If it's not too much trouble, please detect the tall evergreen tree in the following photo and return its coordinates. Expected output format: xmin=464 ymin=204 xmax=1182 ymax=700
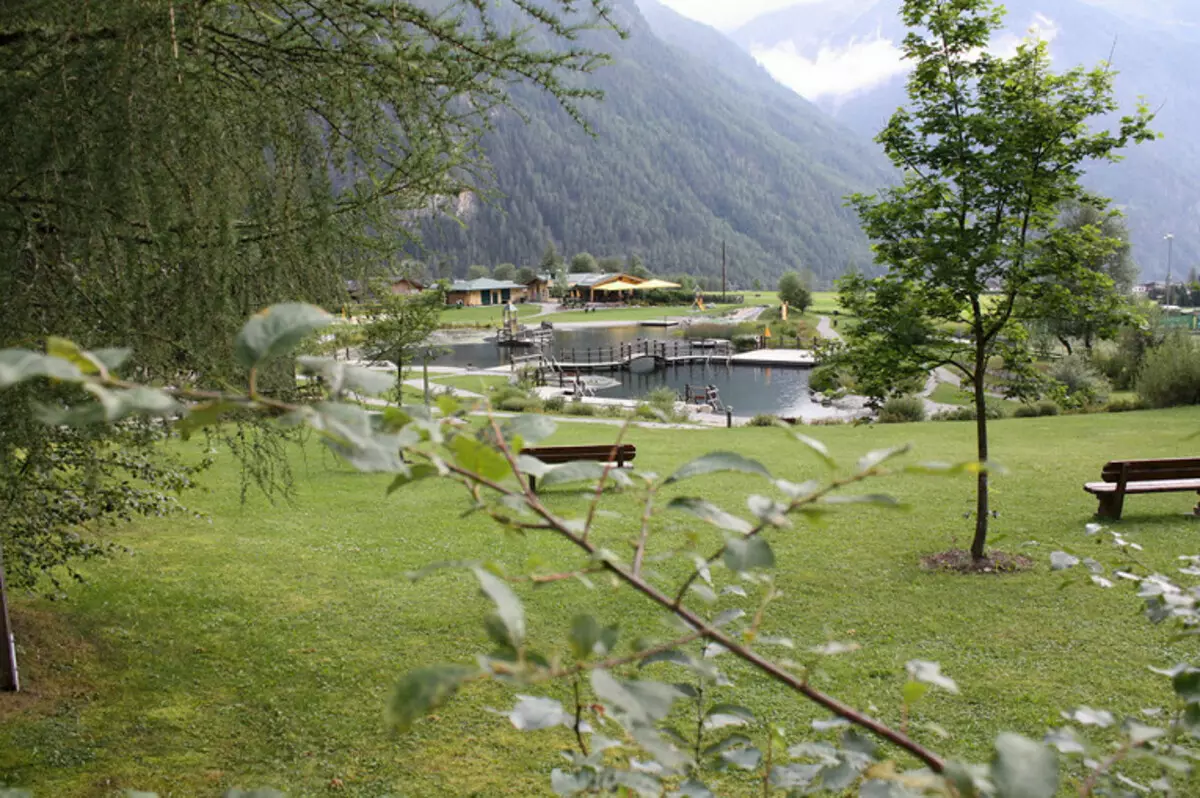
xmin=0 ymin=0 xmax=618 ymax=598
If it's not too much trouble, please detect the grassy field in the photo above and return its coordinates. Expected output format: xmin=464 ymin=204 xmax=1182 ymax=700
xmin=539 ymin=304 xmax=739 ymax=323
xmin=439 ymin=304 xmax=541 ymax=326
xmin=5 ymin=409 xmax=1200 ymax=795
xmin=429 ymin=374 xmax=511 ymax=393
xmin=928 ymin=381 xmax=1022 ymax=409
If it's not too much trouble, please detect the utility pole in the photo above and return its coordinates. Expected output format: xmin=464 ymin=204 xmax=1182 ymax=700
xmin=721 ymin=240 xmax=727 ymax=303
xmin=1164 ymin=233 xmax=1175 ymax=307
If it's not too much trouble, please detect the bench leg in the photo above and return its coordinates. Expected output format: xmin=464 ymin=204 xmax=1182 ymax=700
xmin=1095 ymin=492 xmax=1124 ymax=521
xmin=528 ymin=475 xmax=537 ymax=494
xmin=1194 ymin=492 xmax=1200 ymax=517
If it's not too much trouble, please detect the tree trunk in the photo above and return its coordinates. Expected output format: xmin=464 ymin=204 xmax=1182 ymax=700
xmin=1058 ymin=336 xmax=1073 ymax=356
xmin=970 ymin=368 xmax=990 ymax=561
xmin=0 ymin=543 xmax=19 ymax=692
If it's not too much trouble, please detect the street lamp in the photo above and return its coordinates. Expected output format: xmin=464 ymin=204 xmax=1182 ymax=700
xmin=1165 ymin=233 xmax=1175 ymax=307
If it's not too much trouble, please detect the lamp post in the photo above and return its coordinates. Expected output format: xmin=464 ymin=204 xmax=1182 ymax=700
xmin=1165 ymin=233 xmax=1175 ymax=307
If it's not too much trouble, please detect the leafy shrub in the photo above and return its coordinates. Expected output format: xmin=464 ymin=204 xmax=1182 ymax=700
xmin=809 ymin=364 xmax=842 ymax=395
xmin=497 ymin=395 xmax=541 ymax=413
xmin=932 ymin=403 xmax=1006 ymax=422
xmin=543 ymin=395 xmax=565 ymax=413
xmin=1104 ymin=397 xmax=1143 ymax=413
xmin=1048 ymin=354 xmax=1110 ymax=408
xmin=1014 ymin=400 xmax=1059 ymax=418
xmin=747 ymin=413 xmax=781 ymax=426
xmin=878 ymin=395 xmax=926 ymax=423
xmin=563 ymin=401 xmax=596 ymax=416
xmin=1136 ymin=333 xmax=1200 ymax=408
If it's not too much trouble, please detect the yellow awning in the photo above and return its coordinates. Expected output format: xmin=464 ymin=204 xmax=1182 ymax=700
xmin=593 ymin=280 xmax=640 ymax=291
xmin=632 ymin=279 xmax=682 ymax=290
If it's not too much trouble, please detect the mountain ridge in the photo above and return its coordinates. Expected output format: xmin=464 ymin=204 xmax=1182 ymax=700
xmin=416 ymin=0 xmax=893 ymax=286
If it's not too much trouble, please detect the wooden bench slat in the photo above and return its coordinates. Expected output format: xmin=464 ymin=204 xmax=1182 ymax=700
xmin=519 ymin=445 xmax=637 ymax=492
xmin=1086 ymin=479 xmax=1200 ymax=495
xmin=1101 ymin=458 xmax=1200 ymax=481
xmin=1087 ymin=457 xmax=1200 ymax=520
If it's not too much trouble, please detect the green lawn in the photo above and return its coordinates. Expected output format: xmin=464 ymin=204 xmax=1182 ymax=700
xmin=6 ymin=409 xmax=1200 ymax=795
xmin=540 ymin=304 xmax=740 ymax=323
xmin=928 ymin=381 xmax=1022 ymax=409
xmin=429 ymin=374 xmax=511 ymax=393
xmin=439 ymin=303 xmax=541 ymax=326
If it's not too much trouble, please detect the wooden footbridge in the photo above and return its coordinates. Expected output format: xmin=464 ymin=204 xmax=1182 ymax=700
xmin=512 ymin=338 xmax=734 ymax=374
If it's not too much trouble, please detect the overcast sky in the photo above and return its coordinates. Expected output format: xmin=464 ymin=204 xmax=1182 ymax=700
xmin=656 ymin=0 xmax=822 ymax=31
xmin=658 ymin=0 xmax=1064 ymax=101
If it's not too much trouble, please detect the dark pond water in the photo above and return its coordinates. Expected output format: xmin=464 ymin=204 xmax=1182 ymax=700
xmin=431 ymin=325 xmax=817 ymax=417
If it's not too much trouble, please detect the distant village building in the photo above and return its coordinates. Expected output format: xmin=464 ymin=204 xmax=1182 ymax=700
xmin=446 ymin=278 xmax=527 ymax=306
xmin=523 ymin=274 xmax=552 ymax=302
xmin=344 ymin=275 xmax=425 ymax=301
xmin=565 ymin=273 xmax=648 ymax=302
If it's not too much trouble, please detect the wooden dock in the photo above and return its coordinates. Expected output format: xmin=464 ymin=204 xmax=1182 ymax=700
xmin=511 ymin=339 xmax=736 ymax=374
xmin=729 ymin=349 xmax=816 ymax=367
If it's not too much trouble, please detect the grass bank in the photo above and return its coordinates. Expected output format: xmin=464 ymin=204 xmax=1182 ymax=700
xmin=5 ymin=409 xmax=1200 ymax=795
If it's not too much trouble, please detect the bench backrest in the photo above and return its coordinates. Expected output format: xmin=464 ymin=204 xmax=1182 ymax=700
xmin=1102 ymin=458 xmax=1200 ymax=483
xmin=521 ymin=444 xmax=637 ymax=465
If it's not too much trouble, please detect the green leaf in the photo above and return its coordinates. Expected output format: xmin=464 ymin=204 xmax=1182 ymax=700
xmin=590 ymin=670 xmax=683 ymax=725
xmin=668 ymin=497 xmax=752 ymax=534
xmin=91 ymin=348 xmax=132 ymax=373
xmin=792 ymin=433 xmax=836 ymax=469
xmin=668 ymin=778 xmax=716 ymax=798
xmin=451 ymin=436 xmax=512 ymax=482
xmin=296 ymin=356 xmax=393 ymax=396
xmin=388 ymin=665 xmax=475 ymax=732
xmin=902 ymin=680 xmax=930 ymax=705
xmin=857 ymin=444 xmax=911 ymax=473
xmin=473 ymin=567 xmax=525 ymax=648
xmin=666 ymin=451 xmax=772 ymax=484
xmin=703 ymin=703 xmax=755 ymax=729
xmin=234 ymin=303 xmax=332 ymax=369
xmin=720 ymin=745 xmax=762 ymax=770
xmin=569 ymin=614 xmax=601 ymax=659
xmin=724 ymin=537 xmax=774 ymax=573
xmin=509 ymin=695 xmax=571 ymax=731
xmin=0 ymin=349 xmax=83 ymax=387
xmin=46 ymin=336 xmax=99 ymax=374
xmin=506 ymin=414 xmax=557 ymax=446
xmin=1173 ymin=668 xmax=1200 ymax=702
xmin=905 ymin=660 xmax=958 ymax=693
xmin=991 ymin=733 xmax=1058 ymax=798
xmin=820 ymin=493 xmax=902 ymax=508
xmin=436 ymin=392 xmax=462 ymax=417
xmin=177 ymin=400 xmax=241 ymax=440
xmin=539 ymin=460 xmax=606 ymax=489
xmin=388 ymin=464 xmax=439 ymax=495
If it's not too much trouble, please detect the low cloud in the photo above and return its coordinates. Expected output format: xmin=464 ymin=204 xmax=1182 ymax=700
xmin=749 ymin=34 xmax=908 ymax=102
xmin=748 ymin=13 xmax=1060 ymax=102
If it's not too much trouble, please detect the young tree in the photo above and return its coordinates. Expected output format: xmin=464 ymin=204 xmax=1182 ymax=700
xmin=360 ymin=287 xmax=446 ymax=395
xmin=597 ymin=256 xmax=624 ymax=273
xmin=627 ymin=253 xmax=650 ymax=278
xmin=753 ymin=278 xmax=764 ymax=291
xmin=1032 ymin=202 xmax=1138 ymax=355
xmin=438 ymin=258 xmax=457 ymax=282
xmin=838 ymin=0 xmax=1154 ymax=560
xmin=778 ymin=271 xmax=812 ymax=312
xmin=492 ymin=263 xmax=517 ymax=282
xmin=466 ymin=264 xmax=491 ymax=280
xmin=539 ymin=242 xmax=564 ymax=273
xmin=570 ymin=252 xmax=599 ymax=273
xmin=514 ymin=266 xmax=537 ymax=285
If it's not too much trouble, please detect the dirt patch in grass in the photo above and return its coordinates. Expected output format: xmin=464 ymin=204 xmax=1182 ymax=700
xmin=0 ymin=605 xmax=97 ymax=721
xmin=920 ymin=549 xmax=1034 ymax=574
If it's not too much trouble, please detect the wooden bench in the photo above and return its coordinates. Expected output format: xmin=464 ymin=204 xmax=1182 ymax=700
xmin=1084 ymin=458 xmax=1200 ymax=520
xmin=520 ymin=444 xmax=636 ymax=493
